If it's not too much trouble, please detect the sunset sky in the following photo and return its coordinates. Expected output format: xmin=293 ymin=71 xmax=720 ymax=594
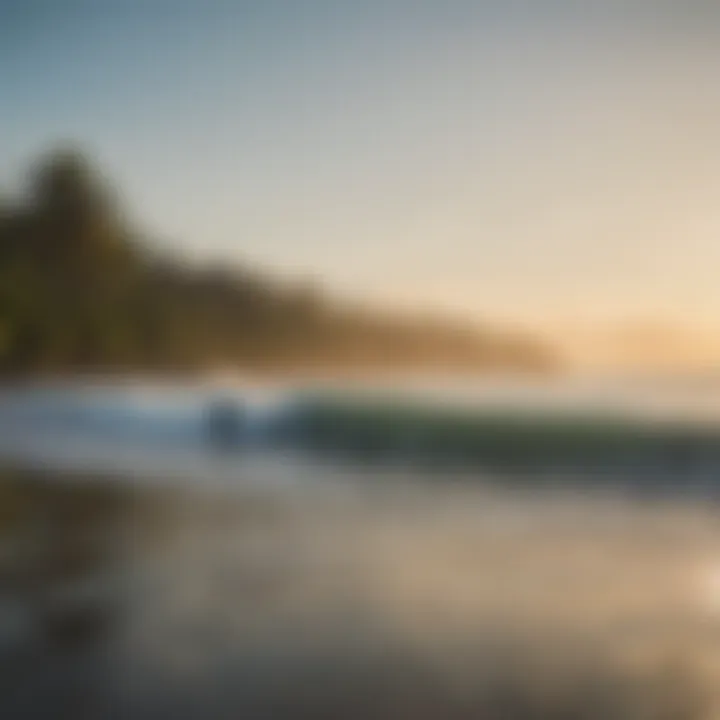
xmin=3 ymin=1 xmax=720 ymax=366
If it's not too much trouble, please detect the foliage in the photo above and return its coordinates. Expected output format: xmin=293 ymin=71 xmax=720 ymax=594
xmin=0 ymin=149 xmax=555 ymax=377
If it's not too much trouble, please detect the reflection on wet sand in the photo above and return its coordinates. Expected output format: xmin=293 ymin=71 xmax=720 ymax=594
xmin=0 ymin=476 xmax=127 ymax=718
xmin=0 ymin=470 xmax=719 ymax=718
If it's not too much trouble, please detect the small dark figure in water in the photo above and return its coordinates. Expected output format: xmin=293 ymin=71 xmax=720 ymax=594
xmin=206 ymin=399 xmax=245 ymax=450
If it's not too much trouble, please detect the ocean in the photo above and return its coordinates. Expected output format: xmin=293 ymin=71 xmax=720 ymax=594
xmin=1 ymin=374 xmax=720 ymax=718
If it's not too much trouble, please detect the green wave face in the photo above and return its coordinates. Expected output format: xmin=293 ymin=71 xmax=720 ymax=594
xmin=284 ymin=392 xmax=719 ymax=478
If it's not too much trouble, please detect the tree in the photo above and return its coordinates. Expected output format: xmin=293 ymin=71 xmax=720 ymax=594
xmin=0 ymin=148 xmax=555 ymax=377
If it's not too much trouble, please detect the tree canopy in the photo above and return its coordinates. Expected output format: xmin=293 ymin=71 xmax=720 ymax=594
xmin=0 ymin=149 xmax=555 ymax=378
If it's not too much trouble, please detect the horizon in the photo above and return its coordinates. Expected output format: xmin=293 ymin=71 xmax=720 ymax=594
xmin=3 ymin=2 xmax=720 ymax=370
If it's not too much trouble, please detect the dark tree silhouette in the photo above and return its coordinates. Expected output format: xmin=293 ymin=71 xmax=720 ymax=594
xmin=0 ymin=149 xmax=555 ymax=378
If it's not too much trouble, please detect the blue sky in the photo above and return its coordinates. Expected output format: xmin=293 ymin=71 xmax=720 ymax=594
xmin=3 ymin=1 xmax=720 ymax=349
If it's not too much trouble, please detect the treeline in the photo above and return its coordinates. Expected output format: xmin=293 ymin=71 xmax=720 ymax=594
xmin=0 ymin=149 xmax=554 ymax=377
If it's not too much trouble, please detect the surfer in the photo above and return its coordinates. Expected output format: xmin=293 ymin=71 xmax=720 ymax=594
xmin=205 ymin=398 xmax=245 ymax=450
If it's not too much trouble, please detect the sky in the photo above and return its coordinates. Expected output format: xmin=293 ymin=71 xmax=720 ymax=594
xmin=3 ymin=1 xmax=720 ymax=366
